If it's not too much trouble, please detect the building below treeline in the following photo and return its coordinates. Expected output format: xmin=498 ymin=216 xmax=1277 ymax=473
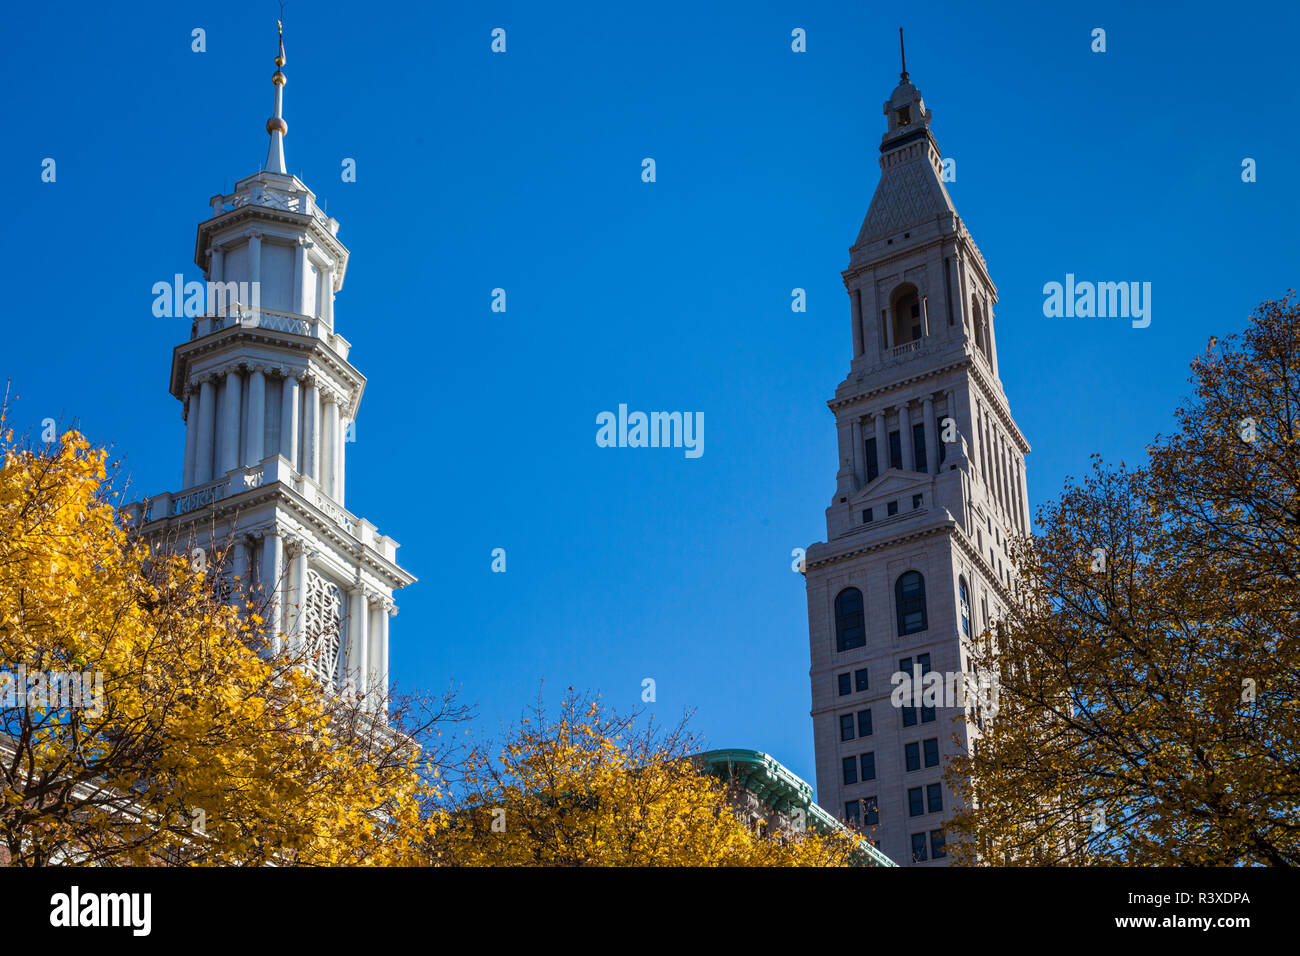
xmin=699 ymin=749 xmax=896 ymax=866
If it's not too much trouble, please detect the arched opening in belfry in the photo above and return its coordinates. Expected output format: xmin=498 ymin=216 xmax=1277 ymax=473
xmin=970 ymin=295 xmax=989 ymax=356
xmin=891 ymin=285 xmax=923 ymax=346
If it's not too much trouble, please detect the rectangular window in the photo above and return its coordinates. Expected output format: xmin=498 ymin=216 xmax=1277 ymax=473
xmin=862 ymin=507 xmax=873 ymax=523
xmin=938 ymin=416 xmax=948 ymax=464
xmin=912 ymin=493 xmax=923 ymax=510
xmin=840 ymin=714 xmax=855 ymax=742
xmin=857 ymin=709 xmax=873 ymax=737
xmin=917 ymin=654 xmax=931 ymax=674
xmin=923 ymin=737 xmax=939 ymax=767
xmin=902 ymin=706 xmax=918 ymax=728
xmin=863 ymin=796 xmax=879 ymax=826
xmin=854 ymin=668 xmax=869 ymax=691
xmin=908 ymin=787 xmax=924 ymax=817
xmin=844 ymin=800 xmax=860 ymax=825
xmin=905 ymin=741 xmax=920 ymax=772
xmin=921 ymin=705 xmax=936 ymax=724
xmin=889 ymin=430 xmax=902 ymax=470
xmin=927 ymin=783 xmax=943 ymax=813
xmin=860 ymin=752 xmax=876 ymax=781
xmin=865 ymin=437 xmax=879 ymax=483
xmin=912 ymin=423 xmax=927 ymax=473
xmin=912 ymin=832 xmax=929 ymax=862
xmin=838 ymin=673 xmax=852 ymax=696
xmin=887 ymin=500 xmax=899 ymax=516
xmin=842 ymin=756 xmax=858 ymax=786
xmin=930 ymin=829 xmax=947 ymax=859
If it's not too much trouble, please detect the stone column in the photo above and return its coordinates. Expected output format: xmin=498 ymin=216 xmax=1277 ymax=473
xmin=348 ymin=588 xmax=369 ymax=699
xmin=260 ymin=532 xmax=284 ymax=653
xmin=322 ymin=395 xmax=340 ymax=498
xmin=219 ymin=368 xmax=243 ymax=475
xmin=290 ymin=544 xmax=309 ymax=656
xmin=323 ymin=267 xmax=335 ymax=326
xmin=922 ymin=396 xmax=937 ymax=474
xmin=850 ymin=289 xmax=863 ymax=358
xmin=337 ymin=414 xmax=348 ymax=507
xmin=246 ymin=368 xmax=266 ymax=465
xmin=248 ymin=233 xmax=262 ymax=316
xmin=280 ymin=373 xmax=300 ymax=469
xmin=293 ymin=240 xmax=308 ymax=314
xmin=303 ymin=380 xmax=321 ymax=482
xmin=899 ymin=403 xmax=914 ymax=472
xmin=874 ymin=411 xmax=888 ymax=476
xmin=182 ymin=389 xmax=199 ymax=488
xmin=196 ymin=377 xmax=217 ymax=484
xmin=374 ymin=600 xmax=391 ymax=716
xmin=231 ymin=536 xmax=249 ymax=603
xmin=1019 ymin=459 xmax=1031 ymax=531
xmin=209 ymin=245 xmax=224 ymax=285
xmin=986 ymin=298 xmax=1000 ymax=378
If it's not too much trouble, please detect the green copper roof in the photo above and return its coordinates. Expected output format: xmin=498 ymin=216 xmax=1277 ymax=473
xmin=698 ymin=748 xmax=897 ymax=867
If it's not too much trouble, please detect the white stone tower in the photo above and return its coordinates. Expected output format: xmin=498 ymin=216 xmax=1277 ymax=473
xmin=124 ymin=23 xmax=413 ymax=716
xmin=803 ymin=38 xmax=1030 ymax=865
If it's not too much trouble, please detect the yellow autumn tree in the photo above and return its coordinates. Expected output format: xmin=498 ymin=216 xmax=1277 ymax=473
xmin=0 ymin=424 xmax=457 ymax=865
xmin=429 ymin=692 xmax=861 ymax=866
xmin=946 ymin=294 xmax=1300 ymax=866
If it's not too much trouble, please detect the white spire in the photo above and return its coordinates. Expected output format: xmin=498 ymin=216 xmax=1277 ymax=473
xmin=264 ymin=20 xmax=288 ymax=174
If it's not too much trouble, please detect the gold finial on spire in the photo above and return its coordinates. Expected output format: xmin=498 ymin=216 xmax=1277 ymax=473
xmin=273 ymin=20 xmax=286 ymax=85
xmin=265 ymin=15 xmax=289 ymax=172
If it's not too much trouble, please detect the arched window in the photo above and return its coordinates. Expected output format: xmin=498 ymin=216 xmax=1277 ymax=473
xmin=895 ymin=571 xmax=928 ymax=635
xmin=970 ymin=296 xmax=988 ymax=356
xmin=891 ymin=284 xmax=923 ymax=346
xmin=835 ymin=588 xmax=866 ymax=652
xmin=958 ymin=577 xmax=971 ymax=637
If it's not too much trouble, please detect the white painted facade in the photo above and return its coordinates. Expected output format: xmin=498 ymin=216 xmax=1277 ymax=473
xmin=123 ymin=31 xmax=412 ymax=717
xmin=804 ymin=65 xmax=1030 ymax=865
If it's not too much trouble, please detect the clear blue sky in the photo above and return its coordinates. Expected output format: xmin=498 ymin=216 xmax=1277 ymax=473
xmin=1 ymin=0 xmax=1295 ymax=789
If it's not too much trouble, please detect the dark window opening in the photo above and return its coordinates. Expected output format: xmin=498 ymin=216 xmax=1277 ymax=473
xmin=912 ymin=423 xmax=927 ymax=473
xmin=835 ymin=588 xmax=866 ymax=652
xmin=905 ymin=742 xmax=920 ymax=772
xmin=896 ymin=571 xmax=928 ymax=635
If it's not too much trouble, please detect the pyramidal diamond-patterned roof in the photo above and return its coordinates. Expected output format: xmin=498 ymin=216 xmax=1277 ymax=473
xmin=854 ymin=150 xmax=957 ymax=247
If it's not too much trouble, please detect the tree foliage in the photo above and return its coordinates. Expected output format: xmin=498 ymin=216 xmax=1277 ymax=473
xmin=0 ymin=425 xmax=456 ymax=865
xmin=430 ymin=692 xmax=859 ymax=866
xmin=948 ymin=295 xmax=1300 ymax=866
